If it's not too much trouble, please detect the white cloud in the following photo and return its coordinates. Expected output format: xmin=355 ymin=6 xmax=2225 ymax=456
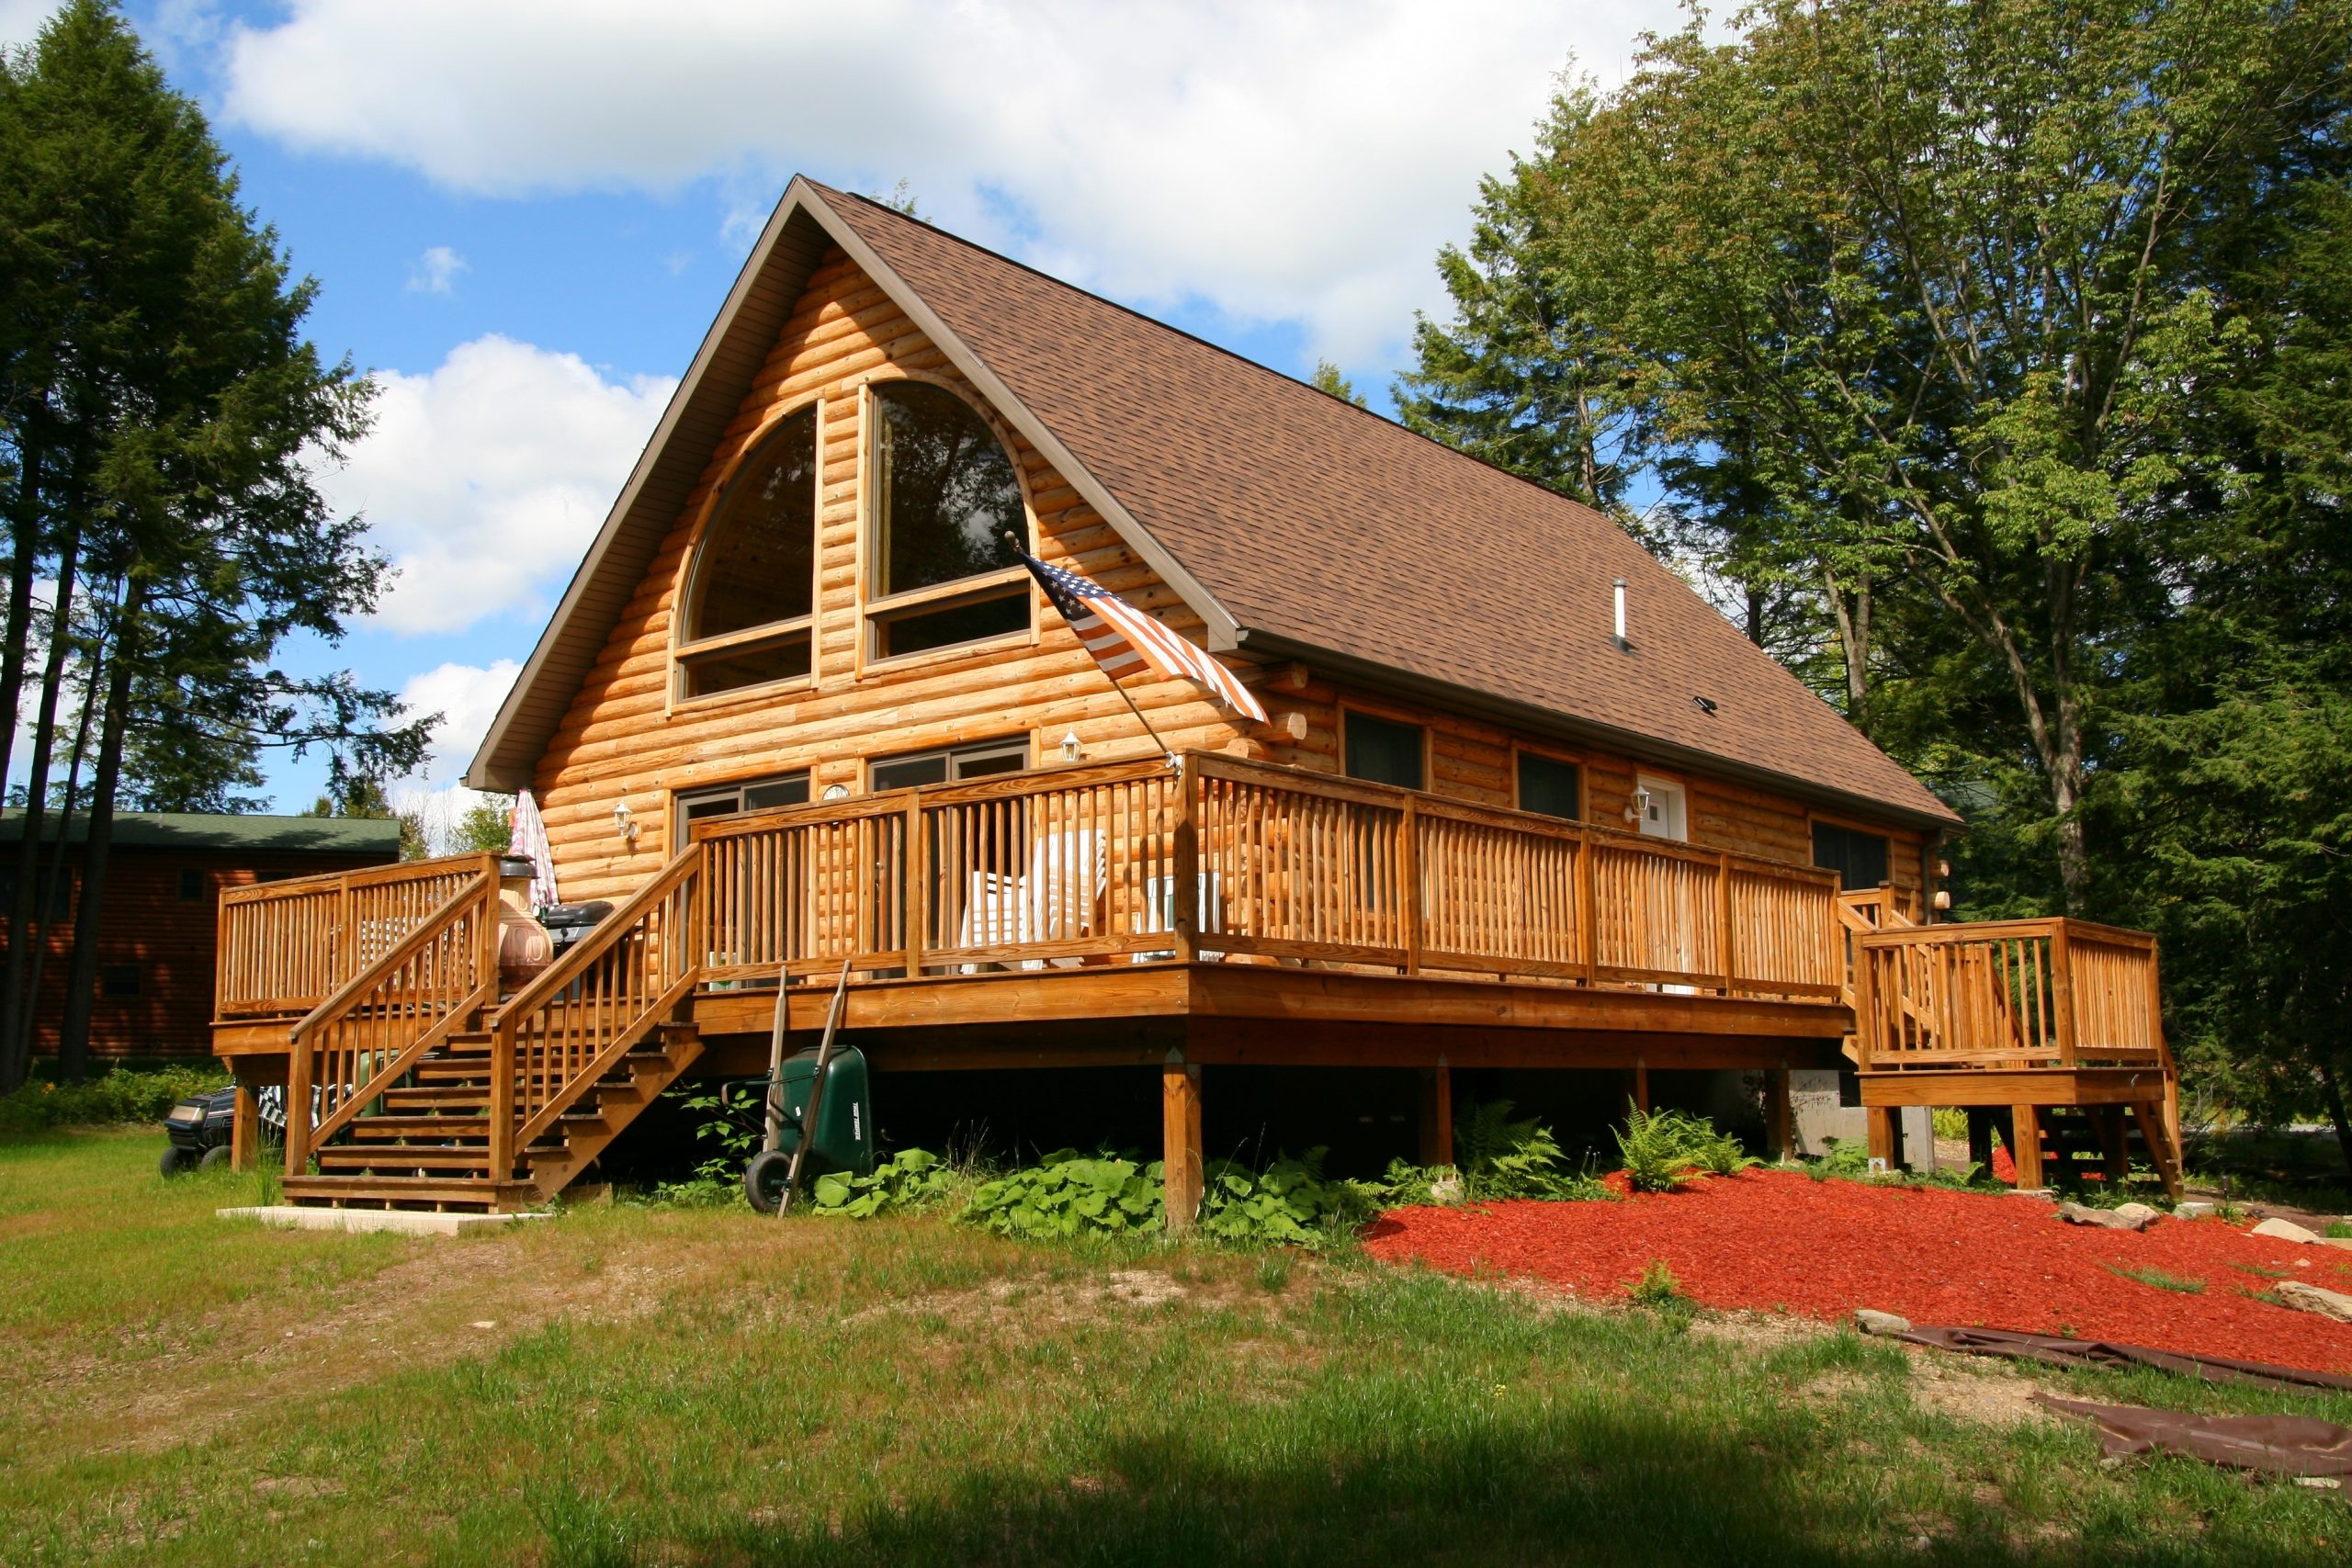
xmin=212 ymin=0 xmax=1683 ymax=359
xmin=324 ymin=334 xmax=674 ymax=634
xmin=405 ymin=243 xmax=469 ymax=294
xmin=0 ymin=0 xmax=57 ymax=51
xmin=388 ymin=658 xmax=520 ymax=849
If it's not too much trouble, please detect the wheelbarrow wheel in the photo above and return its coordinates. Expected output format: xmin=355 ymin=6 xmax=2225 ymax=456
xmin=743 ymin=1149 xmax=794 ymax=1214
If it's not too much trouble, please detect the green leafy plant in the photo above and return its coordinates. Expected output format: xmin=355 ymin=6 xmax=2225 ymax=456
xmin=0 ymin=1065 xmax=230 ymax=1133
xmin=675 ymin=1081 xmax=768 ymax=1185
xmin=1196 ymin=1149 xmax=1366 ymax=1247
xmin=1612 ymin=1103 xmax=1742 ymax=1192
xmin=1628 ymin=1259 xmax=1686 ymax=1308
xmin=961 ymin=1149 xmax=1164 ymax=1239
xmin=810 ymin=1148 xmax=954 ymax=1218
xmin=2326 ymin=1220 xmax=2352 ymax=1240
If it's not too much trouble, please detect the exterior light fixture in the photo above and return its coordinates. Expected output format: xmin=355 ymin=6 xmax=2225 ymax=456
xmin=1626 ymin=784 xmax=1652 ymax=825
xmin=1060 ymin=730 xmax=1083 ymax=762
xmin=821 ymin=783 xmax=851 ymax=802
xmin=611 ymin=801 xmax=639 ymax=849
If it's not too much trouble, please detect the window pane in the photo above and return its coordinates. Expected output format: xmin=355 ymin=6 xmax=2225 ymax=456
xmin=875 ymin=383 xmax=1023 ymax=596
xmin=742 ymin=777 xmax=811 ymax=810
xmin=1344 ymin=712 xmax=1424 ymax=790
xmin=951 ymin=746 xmax=1027 ymax=780
xmin=178 ymin=868 xmax=205 ymax=901
xmin=691 ymin=407 xmax=817 ymax=639
xmin=682 ymin=633 xmax=810 ymax=699
xmin=873 ymin=589 xmax=1027 ymax=659
xmin=871 ymin=754 xmax=950 ymax=792
xmin=102 ymin=964 xmax=141 ymax=998
xmin=1811 ymin=822 xmax=1890 ymax=889
xmin=1516 ymin=754 xmax=1582 ymax=820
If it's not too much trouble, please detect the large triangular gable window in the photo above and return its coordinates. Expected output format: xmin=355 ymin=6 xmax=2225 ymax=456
xmin=675 ymin=402 xmax=820 ymax=699
xmin=865 ymin=380 xmax=1032 ymax=660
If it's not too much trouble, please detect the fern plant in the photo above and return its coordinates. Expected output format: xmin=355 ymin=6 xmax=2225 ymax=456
xmin=1613 ymin=1103 xmax=1702 ymax=1192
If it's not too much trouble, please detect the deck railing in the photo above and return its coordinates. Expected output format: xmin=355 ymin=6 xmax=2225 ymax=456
xmin=216 ymin=855 xmax=492 ymax=1018
xmin=1852 ymin=918 xmax=2171 ymax=1072
xmin=692 ymin=751 xmax=1845 ymax=998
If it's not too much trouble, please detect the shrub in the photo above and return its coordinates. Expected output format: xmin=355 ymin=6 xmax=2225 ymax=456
xmin=1628 ymin=1258 xmax=1685 ymax=1307
xmin=1355 ymin=1100 xmax=1614 ymax=1209
xmin=810 ymin=1148 xmax=955 ymax=1218
xmin=962 ymin=1149 xmax=1163 ymax=1238
xmin=1613 ymin=1102 xmax=1753 ymax=1192
xmin=0 ymin=1065 xmax=228 ymax=1133
xmin=1196 ymin=1149 xmax=1366 ymax=1247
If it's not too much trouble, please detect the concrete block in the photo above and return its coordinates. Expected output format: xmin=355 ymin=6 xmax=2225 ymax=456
xmin=218 ymin=1205 xmax=550 ymax=1236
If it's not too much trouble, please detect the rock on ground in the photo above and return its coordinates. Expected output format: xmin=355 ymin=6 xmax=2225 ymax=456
xmin=2276 ymin=1282 xmax=2352 ymax=1325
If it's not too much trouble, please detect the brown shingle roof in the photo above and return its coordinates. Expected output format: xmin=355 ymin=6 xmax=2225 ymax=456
xmin=815 ymin=186 xmax=1957 ymax=828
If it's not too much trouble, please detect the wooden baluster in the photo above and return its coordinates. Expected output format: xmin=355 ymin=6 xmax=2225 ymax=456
xmin=1577 ymin=831 xmax=1597 ymax=986
xmin=1714 ymin=852 xmax=1735 ymax=995
xmin=1398 ymin=796 xmax=1420 ymax=976
xmin=904 ymin=795 xmax=925 ymax=976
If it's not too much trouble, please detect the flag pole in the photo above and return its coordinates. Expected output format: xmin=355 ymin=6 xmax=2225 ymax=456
xmin=1010 ymin=532 xmax=1179 ymax=768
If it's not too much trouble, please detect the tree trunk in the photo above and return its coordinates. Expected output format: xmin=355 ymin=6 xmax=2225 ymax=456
xmin=0 ymin=426 xmax=44 ymax=799
xmin=1824 ymin=565 xmax=1871 ymax=730
xmin=0 ymin=519 xmax=81 ymax=1092
xmin=55 ymin=581 xmax=140 ymax=1085
xmin=2319 ymin=1048 xmax=2352 ymax=1193
xmin=14 ymin=672 xmax=97 ymax=1077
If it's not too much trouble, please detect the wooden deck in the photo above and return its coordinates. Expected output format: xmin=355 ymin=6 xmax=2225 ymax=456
xmin=209 ymin=753 xmax=2177 ymax=1213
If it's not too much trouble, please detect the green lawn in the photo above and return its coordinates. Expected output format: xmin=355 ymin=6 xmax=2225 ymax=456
xmin=2 ymin=1131 xmax=2346 ymax=1566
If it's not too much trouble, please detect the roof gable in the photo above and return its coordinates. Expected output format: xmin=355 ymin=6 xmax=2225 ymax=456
xmin=469 ymin=178 xmax=1958 ymax=829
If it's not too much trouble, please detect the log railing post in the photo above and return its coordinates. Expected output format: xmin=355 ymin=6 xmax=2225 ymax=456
xmin=1714 ymin=852 xmax=1736 ymax=995
xmin=904 ymin=793 xmax=926 ymax=976
xmin=1171 ymin=760 xmax=1200 ymax=964
xmin=1398 ymin=796 xmax=1421 ymax=976
xmin=283 ymin=1023 xmax=313 ymax=1177
xmin=1576 ymin=830 xmax=1598 ymax=986
xmin=488 ymin=1019 xmax=516 ymax=1182
xmin=2049 ymin=920 xmax=2078 ymax=1068
xmin=1162 ymin=1054 xmax=1203 ymax=1231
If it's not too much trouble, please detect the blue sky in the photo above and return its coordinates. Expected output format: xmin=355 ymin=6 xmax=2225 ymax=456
xmin=4 ymin=0 xmax=1683 ymax=835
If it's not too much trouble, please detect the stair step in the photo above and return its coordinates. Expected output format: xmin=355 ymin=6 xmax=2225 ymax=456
xmin=282 ymin=1175 xmax=539 ymax=1213
xmin=316 ymin=1146 xmax=498 ymax=1173
xmin=353 ymin=1116 xmax=492 ymax=1138
xmin=384 ymin=1088 xmax=489 ymax=1110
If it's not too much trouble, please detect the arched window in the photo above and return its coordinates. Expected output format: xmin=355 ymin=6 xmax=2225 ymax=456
xmin=677 ymin=405 xmax=819 ymax=698
xmin=866 ymin=381 xmax=1030 ymax=659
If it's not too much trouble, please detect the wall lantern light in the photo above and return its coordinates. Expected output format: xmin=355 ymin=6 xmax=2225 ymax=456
xmin=1060 ymin=730 xmax=1084 ymax=762
xmin=611 ymin=800 xmax=639 ymax=849
xmin=1625 ymin=784 xmax=1652 ymax=825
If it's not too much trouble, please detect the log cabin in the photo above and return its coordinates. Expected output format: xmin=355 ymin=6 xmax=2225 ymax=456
xmin=209 ymin=179 xmax=2182 ymax=1215
xmin=0 ymin=811 xmax=398 ymax=1063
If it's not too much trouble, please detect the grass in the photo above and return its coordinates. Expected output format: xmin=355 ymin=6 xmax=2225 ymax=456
xmin=4 ymin=1130 xmax=2351 ymax=1565
xmin=2107 ymin=1264 xmax=2208 ymax=1295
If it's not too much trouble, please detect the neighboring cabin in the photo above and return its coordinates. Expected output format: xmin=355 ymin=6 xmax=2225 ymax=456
xmin=2 ymin=812 xmax=398 ymax=1062
xmin=466 ymin=179 xmax=1959 ymax=910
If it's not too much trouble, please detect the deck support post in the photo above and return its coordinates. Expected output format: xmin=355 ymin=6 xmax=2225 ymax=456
xmin=1629 ymin=1061 xmax=1649 ymax=1114
xmin=1865 ymin=1108 xmax=1899 ymax=1169
xmin=1965 ymin=1108 xmax=1996 ymax=1175
xmin=2093 ymin=1106 xmax=2130 ymax=1184
xmin=1418 ymin=1062 xmax=1453 ymax=1168
xmin=2008 ymin=1105 xmax=2044 ymax=1189
xmin=1762 ymin=1068 xmax=1792 ymax=1161
xmin=1162 ymin=1055 xmax=1203 ymax=1232
xmin=229 ymin=1082 xmax=260 ymax=1172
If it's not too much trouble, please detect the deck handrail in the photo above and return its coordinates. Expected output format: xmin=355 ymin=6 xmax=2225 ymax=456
xmin=489 ymin=840 xmax=707 ymax=1174
xmin=282 ymin=860 xmax=502 ymax=1174
xmin=215 ymin=853 xmax=494 ymax=1018
xmin=1851 ymin=915 xmax=2170 ymax=1075
xmin=689 ymin=750 xmax=1845 ymax=999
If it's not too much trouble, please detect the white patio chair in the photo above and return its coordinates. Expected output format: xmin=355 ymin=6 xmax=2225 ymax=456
xmin=956 ymin=829 xmax=1105 ymax=971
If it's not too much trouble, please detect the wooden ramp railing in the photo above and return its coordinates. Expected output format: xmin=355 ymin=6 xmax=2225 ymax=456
xmin=218 ymin=855 xmax=493 ymax=1019
xmin=1852 ymin=918 xmax=2169 ymax=1074
xmin=693 ymin=751 xmax=1846 ymax=998
xmin=282 ymin=857 xmax=503 ymax=1175
xmin=490 ymin=842 xmax=707 ymax=1177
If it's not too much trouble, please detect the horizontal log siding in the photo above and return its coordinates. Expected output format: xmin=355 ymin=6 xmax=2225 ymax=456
xmin=1249 ymin=667 xmax=1928 ymax=912
xmin=533 ymin=249 xmax=1250 ymax=902
xmin=530 ymin=248 xmax=1930 ymax=909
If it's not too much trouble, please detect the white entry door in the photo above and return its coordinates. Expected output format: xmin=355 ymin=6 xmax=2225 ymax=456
xmin=1634 ymin=776 xmax=1687 ymax=840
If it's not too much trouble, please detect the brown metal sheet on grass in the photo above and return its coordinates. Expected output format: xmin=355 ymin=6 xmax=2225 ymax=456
xmin=1897 ymin=1324 xmax=2352 ymax=1393
xmin=2034 ymin=1394 xmax=2352 ymax=1479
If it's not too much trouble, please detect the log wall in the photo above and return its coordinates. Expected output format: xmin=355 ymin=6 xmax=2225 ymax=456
xmin=532 ymin=248 xmax=1930 ymax=911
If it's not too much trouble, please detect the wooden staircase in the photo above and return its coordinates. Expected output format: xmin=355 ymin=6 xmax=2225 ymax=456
xmin=279 ymin=843 xmax=709 ymax=1213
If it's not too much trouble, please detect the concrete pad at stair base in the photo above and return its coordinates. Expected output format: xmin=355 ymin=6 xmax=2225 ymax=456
xmin=218 ymin=1205 xmax=550 ymax=1236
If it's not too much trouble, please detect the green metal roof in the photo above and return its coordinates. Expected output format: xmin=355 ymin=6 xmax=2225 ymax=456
xmin=0 ymin=810 xmax=401 ymax=856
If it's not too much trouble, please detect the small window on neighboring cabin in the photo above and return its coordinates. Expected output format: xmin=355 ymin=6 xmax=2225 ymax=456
xmin=869 ymin=739 xmax=1029 ymax=794
xmin=867 ymin=382 xmax=1030 ymax=660
xmin=178 ymin=868 xmax=206 ymax=901
xmin=1812 ymin=821 xmax=1891 ymax=890
xmin=1515 ymin=753 xmax=1582 ymax=821
xmin=676 ymin=405 xmax=820 ymax=699
xmin=101 ymin=964 xmax=141 ymax=998
xmin=1343 ymin=712 xmax=1425 ymax=791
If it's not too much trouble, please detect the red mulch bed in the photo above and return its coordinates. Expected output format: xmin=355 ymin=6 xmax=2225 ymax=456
xmin=1363 ymin=1169 xmax=2352 ymax=1372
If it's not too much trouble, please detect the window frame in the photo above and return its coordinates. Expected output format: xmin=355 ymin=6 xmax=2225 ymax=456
xmin=1510 ymin=744 xmax=1586 ymax=822
xmin=670 ymin=395 xmax=828 ymax=709
xmin=856 ymin=375 xmax=1037 ymax=674
xmin=866 ymin=737 xmax=1032 ymax=794
xmin=1338 ymin=705 xmax=1430 ymax=793
xmin=1632 ymin=772 xmax=1689 ymax=841
xmin=673 ymin=771 xmax=815 ymax=850
xmin=1809 ymin=815 xmax=1894 ymax=892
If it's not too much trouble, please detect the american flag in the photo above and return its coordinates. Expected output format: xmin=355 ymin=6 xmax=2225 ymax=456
xmin=1013 ymin=543 xmax=1267 ymax=724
